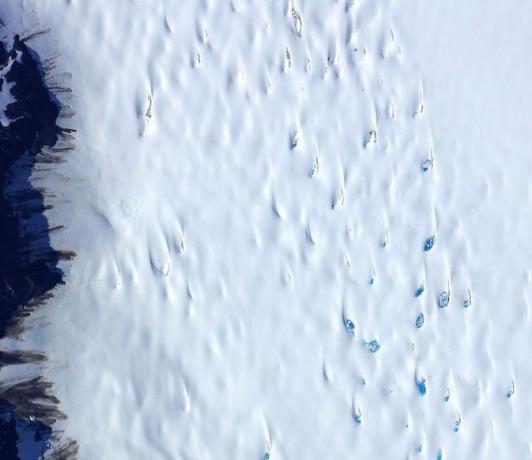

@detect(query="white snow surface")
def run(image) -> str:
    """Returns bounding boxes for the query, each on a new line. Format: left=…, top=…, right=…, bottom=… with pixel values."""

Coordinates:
left=4, top=0, right=532, bottom=458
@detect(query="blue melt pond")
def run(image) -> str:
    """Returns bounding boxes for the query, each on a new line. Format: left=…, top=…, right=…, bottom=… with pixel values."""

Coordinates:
left=415, top=286, right=424, bottom=297
left=263, top=453, right=270, bottom=460
left=366, top=340, right=380, bottom=353
left=415, top=313, right=424, bottom=328
left=344, top=319, right=355, bottom=337
left=424, top=236, right=435, bottom=251
left=439, top=291, right=449, bottom=308
left=417, top=380, right=427, bottom=395
left=421, top=158, right=432, bottom=172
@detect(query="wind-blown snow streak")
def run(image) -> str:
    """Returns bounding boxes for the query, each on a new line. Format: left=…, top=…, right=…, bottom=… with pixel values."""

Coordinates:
left=33, top=0, right=461, bottom=458
left=0, top=14, right=77, bottom=459
left=23, top=0, right=532, bottom=458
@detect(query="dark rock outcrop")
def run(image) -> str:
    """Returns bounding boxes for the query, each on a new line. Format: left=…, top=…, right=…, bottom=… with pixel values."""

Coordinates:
left=0, top=34, right=76, bottom=459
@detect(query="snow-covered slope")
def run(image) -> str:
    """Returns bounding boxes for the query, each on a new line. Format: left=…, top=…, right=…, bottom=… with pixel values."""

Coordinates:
left=4, top=0, right=531, bottom=458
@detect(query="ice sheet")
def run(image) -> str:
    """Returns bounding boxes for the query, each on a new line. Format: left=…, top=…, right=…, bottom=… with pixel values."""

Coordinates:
left=7, top=0, right=531, bottom=458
